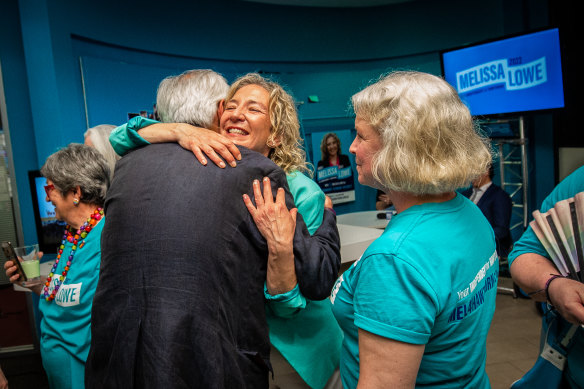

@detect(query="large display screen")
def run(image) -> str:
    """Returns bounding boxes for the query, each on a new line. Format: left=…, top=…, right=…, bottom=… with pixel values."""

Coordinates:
left=441, top=28, right=565, bottom=116
left=28, top=171, right=66, bottom=254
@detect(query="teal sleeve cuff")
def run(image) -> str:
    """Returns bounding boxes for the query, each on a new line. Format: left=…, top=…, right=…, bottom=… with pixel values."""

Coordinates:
left=109, top=116, right=157, bottom=156
left=264, top=283, right=307, bottom=318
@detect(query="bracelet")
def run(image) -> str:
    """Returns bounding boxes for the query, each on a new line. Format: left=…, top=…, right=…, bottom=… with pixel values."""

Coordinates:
left=544, top=274, right=565, bottom=305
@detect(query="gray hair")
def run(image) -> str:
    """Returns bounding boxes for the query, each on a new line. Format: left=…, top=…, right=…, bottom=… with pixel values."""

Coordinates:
left=84, top=124, right=120, bottom=179
left=156, top=69, right=229, bottom=128
left=352, top=71, right=492, bottom=195
left=41, top=143, right=110, bottom=206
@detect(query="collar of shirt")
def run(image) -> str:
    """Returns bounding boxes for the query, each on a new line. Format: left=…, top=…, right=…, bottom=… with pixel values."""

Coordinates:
left=472, top=181, right=492, bottom=204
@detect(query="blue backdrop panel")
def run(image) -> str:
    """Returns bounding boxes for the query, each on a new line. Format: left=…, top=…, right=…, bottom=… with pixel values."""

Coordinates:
left=80, top=56, right=180, bottom=127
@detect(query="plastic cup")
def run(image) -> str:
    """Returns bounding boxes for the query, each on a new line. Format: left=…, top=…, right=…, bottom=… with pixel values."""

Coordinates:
left=15, top=244, right=41, bottom=287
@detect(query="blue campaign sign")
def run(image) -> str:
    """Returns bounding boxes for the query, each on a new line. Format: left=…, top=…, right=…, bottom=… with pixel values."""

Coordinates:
left=441, top=28, right=564, bottom=116
left=312, top=130, right=355, bottom=204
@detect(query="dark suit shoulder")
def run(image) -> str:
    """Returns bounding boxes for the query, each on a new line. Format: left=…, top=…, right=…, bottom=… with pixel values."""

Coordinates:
left=486, top=184, right=512, bottom=202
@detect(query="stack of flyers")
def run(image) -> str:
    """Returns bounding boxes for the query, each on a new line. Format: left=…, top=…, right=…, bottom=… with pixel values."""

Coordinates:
left=530, top=192, right=584, bottom=282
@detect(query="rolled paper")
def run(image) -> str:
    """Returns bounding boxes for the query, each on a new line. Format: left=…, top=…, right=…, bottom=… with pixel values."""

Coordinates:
left=546, top=211, right=579, bottom=281
left=531, top=210, right=567, bottom=275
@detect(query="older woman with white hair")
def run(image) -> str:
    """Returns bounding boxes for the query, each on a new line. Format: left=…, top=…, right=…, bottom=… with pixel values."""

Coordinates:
left=251, top=71, right=498, bottom=388
left=335, top=71, right=497, bottom=388
left=4, top=143, right=110, bottom=389
left=84, top=124, right=119, bottom=178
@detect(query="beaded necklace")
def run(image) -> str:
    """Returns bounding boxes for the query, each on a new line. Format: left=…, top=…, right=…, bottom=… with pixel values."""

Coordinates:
left=43, top=207, right=104, bottom=302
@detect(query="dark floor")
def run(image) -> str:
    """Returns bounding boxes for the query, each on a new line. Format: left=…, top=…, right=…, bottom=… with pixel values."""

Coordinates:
left=0, top=351, right=49, bottom=389
left=0, top=277, right=542, bottom=389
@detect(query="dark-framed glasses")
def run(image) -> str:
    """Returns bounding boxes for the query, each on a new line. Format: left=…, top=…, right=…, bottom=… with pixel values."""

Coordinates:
left=44, top=184, right=55, bottom=197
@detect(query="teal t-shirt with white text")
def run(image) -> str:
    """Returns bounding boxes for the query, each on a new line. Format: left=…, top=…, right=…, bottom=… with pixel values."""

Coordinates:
left=38, top=218, right=104, bottom=389
left=331, top=194, right=497, bottom=388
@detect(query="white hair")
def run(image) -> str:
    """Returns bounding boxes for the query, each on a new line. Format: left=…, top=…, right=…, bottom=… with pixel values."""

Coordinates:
left=156, top=69, right=229, bottom=128
left=84, top=124, right=119, bottom=179
left=352, top=71, right=492, bottom=195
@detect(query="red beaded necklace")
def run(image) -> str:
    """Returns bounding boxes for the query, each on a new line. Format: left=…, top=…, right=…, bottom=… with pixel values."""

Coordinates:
left=43, top=207, right=104, bottom=302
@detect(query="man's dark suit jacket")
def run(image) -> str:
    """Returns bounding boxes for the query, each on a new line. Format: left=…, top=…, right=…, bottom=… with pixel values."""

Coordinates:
left=85, top=144, right=340, bottom=389
left=462, top=183, right=513, bottom=257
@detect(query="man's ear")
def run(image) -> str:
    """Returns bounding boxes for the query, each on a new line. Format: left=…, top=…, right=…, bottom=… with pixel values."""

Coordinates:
left=217, top=99, right=225, bottom=117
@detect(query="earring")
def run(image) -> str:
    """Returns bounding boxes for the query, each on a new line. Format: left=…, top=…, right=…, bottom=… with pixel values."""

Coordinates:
left=73, top=198, right=80, bottom=206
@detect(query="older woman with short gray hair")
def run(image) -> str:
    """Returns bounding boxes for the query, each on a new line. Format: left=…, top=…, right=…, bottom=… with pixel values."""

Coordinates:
left=4, top=143, right=110, bottom=389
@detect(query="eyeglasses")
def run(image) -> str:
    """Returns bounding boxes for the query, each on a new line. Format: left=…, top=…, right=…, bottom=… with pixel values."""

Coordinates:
left=44, top=184, right=55, bottom=197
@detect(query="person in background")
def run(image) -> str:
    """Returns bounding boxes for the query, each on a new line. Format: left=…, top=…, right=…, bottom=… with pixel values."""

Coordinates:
left=509, top=165, right=584, bottom=388
left=84, top=124, right=120, bottom=179
left=4, top=144, right=110, bottom=389
left=317, top=132, right=351, bottom=170
left=88, top=70, right=341, bottom=388
left=375, top=189, right=392, bottom=210
left=0, top=365, right=7, bottom=389
left=250, top=71, right=497, bottom=388
left=462, top=163, right=513, bottom=258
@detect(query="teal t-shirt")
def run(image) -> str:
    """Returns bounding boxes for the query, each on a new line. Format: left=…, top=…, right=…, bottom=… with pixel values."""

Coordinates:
left=508, top=165, right=584, bottom=387
left=331, top=194, right=497, bottom=388
left=509, top=165, right=584, bottom=265
left=39, top=218, right=104, bottom=389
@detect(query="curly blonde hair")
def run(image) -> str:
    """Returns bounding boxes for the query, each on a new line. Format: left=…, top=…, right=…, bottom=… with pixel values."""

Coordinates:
left=352, top=71, right=492, bottom=195
left=226, top=73, right=308, bottom=174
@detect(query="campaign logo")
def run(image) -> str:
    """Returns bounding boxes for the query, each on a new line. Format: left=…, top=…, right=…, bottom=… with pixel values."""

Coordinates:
left=456, top=57, right=547, bottom=94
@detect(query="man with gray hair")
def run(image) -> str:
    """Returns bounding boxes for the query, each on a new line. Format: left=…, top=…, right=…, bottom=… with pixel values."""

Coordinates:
left=109, top=69, right=241, bottom=168
left=85, top=70, right=340, bottom=388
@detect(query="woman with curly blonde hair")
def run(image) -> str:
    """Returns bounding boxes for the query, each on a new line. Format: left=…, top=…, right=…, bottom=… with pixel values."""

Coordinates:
left=223, top=73, right=308, bottom=175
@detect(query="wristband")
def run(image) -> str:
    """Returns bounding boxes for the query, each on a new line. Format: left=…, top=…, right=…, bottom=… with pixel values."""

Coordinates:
left=544, top=274, right=565, bottom=305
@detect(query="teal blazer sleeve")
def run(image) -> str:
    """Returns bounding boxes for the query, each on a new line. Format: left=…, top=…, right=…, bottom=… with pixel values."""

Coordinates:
left=109, top=116, right=158, bottom=156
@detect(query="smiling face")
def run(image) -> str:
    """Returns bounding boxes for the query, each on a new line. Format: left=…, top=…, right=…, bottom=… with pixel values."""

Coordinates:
left=349, top=115, right=383, bottom=188
left=326, top=136, right=339, bottom=158
left=219, top=84, right=273, bottom=157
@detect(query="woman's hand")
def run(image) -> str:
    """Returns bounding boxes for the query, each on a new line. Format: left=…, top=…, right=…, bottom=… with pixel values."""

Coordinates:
left=136, top=122, right=242, bottom=168
left=172, top=123, right=241, bottom=168
left=243, top=177, right=298, bottom=294
left=4, top=260, right=20, bottom=284
left=3, top=253, right=44, bottom=295
left=547, top=277, right=584, bottom=325
left=324, top=195, right=333, bottom=210
left=376, top=193, right=392, bottom=210
left=511, top=253, right=584, bottom=326
left=0, top=366, right=8, bottom=389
